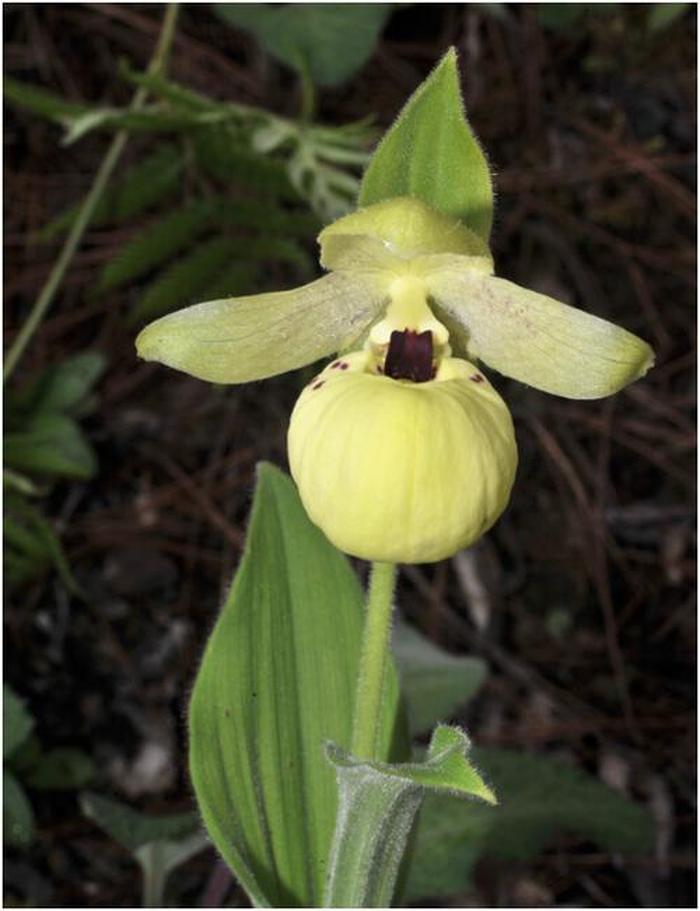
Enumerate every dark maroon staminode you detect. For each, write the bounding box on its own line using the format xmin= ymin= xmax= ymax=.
xmin=384 ymin=329 xmax=434 ymax=382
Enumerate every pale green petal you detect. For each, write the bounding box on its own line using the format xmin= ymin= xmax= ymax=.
xmin=136 ymin=273 xmax=388 ymax=384
xmin=428 ymin=266 xmax=654 ymax=399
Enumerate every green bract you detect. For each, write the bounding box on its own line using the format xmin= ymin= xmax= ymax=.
xmin=136 ymin=196 xmax=653 ymax=564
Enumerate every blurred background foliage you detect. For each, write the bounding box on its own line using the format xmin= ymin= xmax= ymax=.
xmin=3 ymin=3 xmax=696 ymax=907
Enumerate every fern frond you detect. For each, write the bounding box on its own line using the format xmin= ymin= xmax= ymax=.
xmin=129 ymin=236 xmax=237 ymax=325
xmin=39 ymin=144 xmax=185 ymax=241
xmin=192 ymin=126 xmax=297 ymax=200
xmin=234 ymin=236 xmax=314 ymax=274
xmin=112 ymin=145 xmax=185 ymax=221
xmin=199 ymin=263 xmax=259 ymax=300
xmin=213 ymin=200 xmax=320 ymax=237
xmin=96 ymin=201 xmax=215 ymax=293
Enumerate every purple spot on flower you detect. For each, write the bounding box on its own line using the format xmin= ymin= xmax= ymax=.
xmin=470 ymin=374 xmax=484 ymax=383
xmin=312 ymin=381 xmax=325 ymax=390
xmin=340 ymin=362 xmax=349 ymax=370
xmin=331 ymin=361 xmax=341 ymax=369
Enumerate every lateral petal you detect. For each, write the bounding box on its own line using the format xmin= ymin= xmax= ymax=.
xmin=428 ymin=267 xmax=654 ymax=399
xmin=136 ymin=272 xmax=389 ymax=384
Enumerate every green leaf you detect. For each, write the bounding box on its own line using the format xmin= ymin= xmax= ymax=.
xmin=324 ymin=726 xmax=495 ymax=907
xmin=359 ymin=48 xmax=493 ymax=241
xmin=3 ymin=76 xmax=89 ymax=121
xmin=647 ymin=2 xmax=691 ymax=31
xmin=80 ymin=793 xmax=200 ymax=854
xmin=3 ymin=469 xmax=40 ymax=497
xmin=406 ymin=746 xmax=655 ymax=902
xmin=96 ymin=202 xmax=215 ymax=293
xmin=136 ymin=834 xmax=211 ymax=907
xmin=4 ymin=496 xmax=82 ymax=594
xmin=24 ymin=352 xmax=106 ymax=415
xmin=188 ymin=463 xmax=406 ymax=907
xmin=81 ymin=794 xmax=207 ymax=906
xmin=3 ymin=686 xmax=34 ymax=759
xmin=129 ymin=236 xmax=238 ymax=325
xmin=26 ymin=748 xmax=95 ymax=790
xmin=536 ymin=3 xmax=619 ymax=32
xmin=3 ymin=771 xmax=35 ymax=847
xmin=393 ymin=620 xmax=487 ymax=734
xmin=4 ymin=413 xmax=97 ymax=480
xmin=216 ymin=4 xmax=392 ymax=87
xmin=120 ymin=66 xmax=221 ymax=113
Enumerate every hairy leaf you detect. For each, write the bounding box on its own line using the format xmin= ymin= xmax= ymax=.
xmin=324 ymin=726 xmax=494 ymax=907
xmin=359 ymin=48 xmax=493 ymax=241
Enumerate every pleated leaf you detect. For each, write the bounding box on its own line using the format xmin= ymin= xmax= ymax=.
xmin=188 ymin=463 xmax=406 ymax=907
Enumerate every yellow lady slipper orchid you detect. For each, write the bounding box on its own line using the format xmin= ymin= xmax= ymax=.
xmin=136 ymin=197 xmax=654 ymax=564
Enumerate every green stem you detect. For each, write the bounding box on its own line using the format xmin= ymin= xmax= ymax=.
xmin=351 ymin=561 xmax=398 ymax=760
xmin=139 ymin=845 xmax=168 ymax=908
xmin=297 ymin=56 xmax=317 ymax=123
xmin=3 ymin=2 xmax=180 ymax=384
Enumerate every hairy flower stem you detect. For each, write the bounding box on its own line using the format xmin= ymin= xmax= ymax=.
xmin=350 ymin=562 xmax=398 ymax=759
xmin=3 ymin=2 xmax=180 ymax=384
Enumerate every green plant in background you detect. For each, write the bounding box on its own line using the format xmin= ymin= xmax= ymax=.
xmin=2 ymin=4 xmax=378 ymax=594
xmin=80 ymin=793 xmax=207 ymax=907
xmin=4 ymin=686 xmax=95 ymax=849
xmin=3 ymin=4 xmax=663 ymax=905
xmin=4 ymin=351 xmax=105 ymax=591
xmin=135 ymin=44 xmax=655 ymax=908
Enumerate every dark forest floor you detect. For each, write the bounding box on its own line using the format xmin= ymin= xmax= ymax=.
xmin=4 ymin=4 xmax=696 ymax=908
